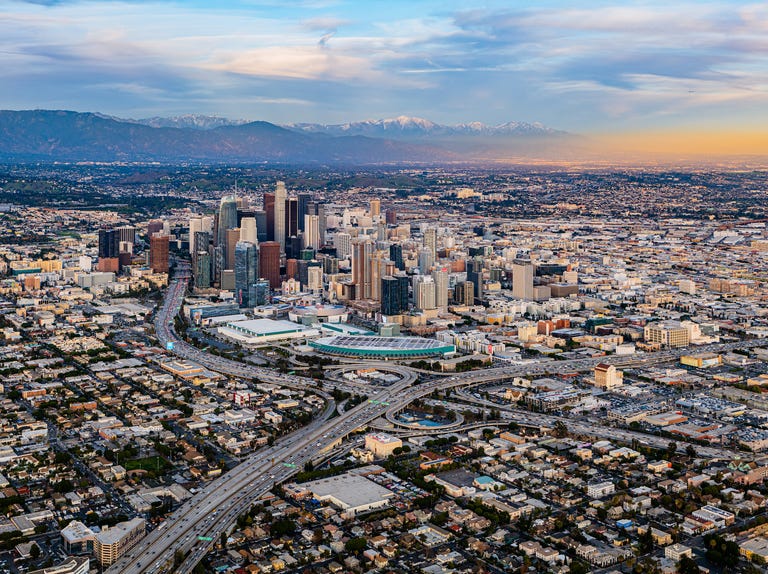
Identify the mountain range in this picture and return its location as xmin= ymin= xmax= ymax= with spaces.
xmin=0 ymin=110 xmax=570 ymax=164
xmin=285 ymin=116 xmax=565 ymax=139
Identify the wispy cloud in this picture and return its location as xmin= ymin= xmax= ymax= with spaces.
xmin=1 ymin=0 xmax=767 ymax=131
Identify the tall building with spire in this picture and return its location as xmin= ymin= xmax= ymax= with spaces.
xmin=274 ymin=181 xmax=287 ymax=254
xmin=217 ymin=194 xmax=238 ymax=269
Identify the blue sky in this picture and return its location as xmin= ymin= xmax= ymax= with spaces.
xmin=2 ymin=0 xmax=767 ymax=133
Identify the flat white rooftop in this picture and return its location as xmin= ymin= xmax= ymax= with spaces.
xmin=225 ymin=318 xmax=307 ymax=336
xmin=303 ymin=473 xmax=394 ymax=512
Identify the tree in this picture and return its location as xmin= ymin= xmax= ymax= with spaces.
xmin=704 ymin=533 xmax=740 ymax=568
xmin=633 ymin=557 xmax=661 ymax=574
xmin=667 ymin=441 xmax=678 ymax=457
xmin=29 ymin=543 xmax=40 ymax=559
xmin=569 ymin=561 xmax=590 ymax=574
xmin=553 ymin=421 xmax=568 ymax=438
xmin=271 ymin=518 xmax=296 ymax=537
xmin=638 ymin=529 xmax=654 ymax=554
xmin=677 ymin=555 xmax=701 ymax=574
xmin=345 ymin=537 xmax=367 ymax=554
xmin=686 ymin=445 xmax=697 ymax=459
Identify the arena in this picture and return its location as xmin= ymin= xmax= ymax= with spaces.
xmin=309 ymin=335 xmax=455 ymax=359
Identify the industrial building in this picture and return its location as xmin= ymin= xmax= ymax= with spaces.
xmin=302 ymin=473 xmax=395 ymax=517
xmin=218 ymin=318 xmax=320 ymax=345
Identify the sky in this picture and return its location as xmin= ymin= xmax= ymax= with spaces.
xmin=1 ymin=0 xmax=768 ymax=146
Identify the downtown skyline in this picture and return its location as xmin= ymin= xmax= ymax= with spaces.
xmin=1 ymin=0 xmax=768 ymax=158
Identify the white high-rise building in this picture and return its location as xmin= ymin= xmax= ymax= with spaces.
xmin=512 ymin=260 xmax=534 ymax=300
xmin=433 ymin=267 xmax=449 ymax=309
xmin=307 ymin=265 xmax=323 ymax=292
xmin=335 ymin=232 xmax=352 ymax=259
xmin=274 ymin=181 xmax=287 ymax=254
xmin=304 ymin=214 xmax=320 ymax=250
xmin=414 ymin=275 xmax=436 ymax=311
xmin=240 ymin=217 xmax=258 ymax=244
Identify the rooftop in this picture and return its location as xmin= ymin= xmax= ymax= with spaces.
xmin=303 ymin=473 xmax=395 ymax=512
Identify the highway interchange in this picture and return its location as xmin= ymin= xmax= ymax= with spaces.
xmin=108 ymin=269 xmax=765 ymax=573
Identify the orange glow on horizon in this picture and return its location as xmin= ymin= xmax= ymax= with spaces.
xmin=592 ymin=130 xmax=768 ymax=158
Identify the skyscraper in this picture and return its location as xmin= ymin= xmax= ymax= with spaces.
xmin=259 ymin=241 xmax=281 ymax=289
xmin=433 ymin=267 xmax=449 ymax=309
xmin=396 ymin=273 xmax=410 ymax=313
xmin=116 ymin=226 xmax=136 ymax=246
xmin=254 ymin=210 xmax=267 ymax=243
xmin=286 ymin=197 xmax=299 ymax=238
xmin=352 ymin=238 xmax=373 ymax=300
xmin=414 ymin=275 xmax=436 ymax=311
xmin=298 ymin=192 xmax=312 ymax=232
xmin=466 ymin=258 xmax=484 ymax=302
xmin=147 ymin=219 xmax=164 ymax=237
xmin=389 ymin=244 xmax=404 ymax=271
xmin=188 ymin=217 xmax=203 ymax=254
xmin=253 ymin=279 xmax=270 ymax=306
xmin=307 ymin=265 xmax=323 ymax=292
xmin=274 ymin=181 xmax=287 ymax=253
xmin=370 ymin=199 xmax=381 ymax=218
xmin=286 ymin=235 xmax=302 ymax=260
xmin=304 ymin=215 xmax=320 ymax=250
xmin=193 ymin=231 xmax=211 ymax=256
xmin=381 ymin=276 xmax=400 ymax=315
xmin=226 ymin=228 xmax=240 ymax=270
xmin=240 ymin=217 xmax=258 ymax=244
xmin=309 ymin=201 xmax=327 ymax=246
xmin=234 ymin=241 xmax=259 ymax=308
xmin=381 ymin=274 xmax=409 ymax=315
xmin=335 ymin=232 xmax=352 ymax=259
xmin=455 ymin=281 xmax=474 ymax=306
xmin=98 ymin=229 xmax=120 ymax=259
xmin=149 ymin=234 xmax=169 ymax=274
xmin=194 ymin=251 xmax=211 ymax=289
xmin=418 ymin=249 xmax=434 ymax=274
xmin=217 ymin=195 xmax=238 ymax=266
xmin=512 ymin=259 xmax=534 ymax=300
xmin=369 ymin=249 xmax=386 ymax=301
xmin=423 ymin=227 xmax=437 ymax=260
xmin=386 ymin=210 xmax=397 ymax=225
xmin=263 ymin=192 xmax=275 ymax=242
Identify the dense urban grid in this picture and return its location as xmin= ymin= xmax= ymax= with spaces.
xmin=2 ymin=164 xmax=768 ymax=574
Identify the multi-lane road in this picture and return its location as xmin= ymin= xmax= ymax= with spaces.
xmin=108 ymin=272 xmax=415 ymax=574
xmin=108 ymin=270 xmax=765 ymax=573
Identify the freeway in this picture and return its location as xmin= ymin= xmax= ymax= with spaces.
xmin=109 ymin=268 xmax=765 ymax=573
xmin=108 ymin=271 xmax=416 ymax=574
